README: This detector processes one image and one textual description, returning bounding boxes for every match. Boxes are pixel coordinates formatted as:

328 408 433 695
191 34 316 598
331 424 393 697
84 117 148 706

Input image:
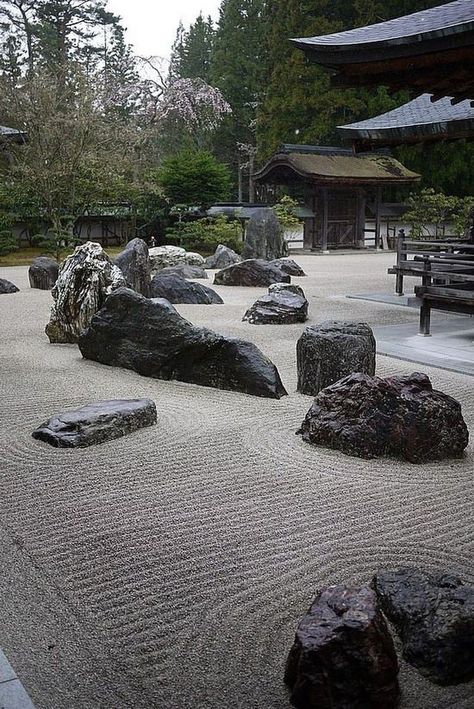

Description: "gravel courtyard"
0 252 473 709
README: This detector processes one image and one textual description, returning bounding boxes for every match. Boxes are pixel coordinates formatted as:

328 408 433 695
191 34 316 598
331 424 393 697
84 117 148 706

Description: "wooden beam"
322 188 328 252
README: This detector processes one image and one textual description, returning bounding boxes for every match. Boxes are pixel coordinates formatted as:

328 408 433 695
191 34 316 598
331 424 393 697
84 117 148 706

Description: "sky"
107 0 222 61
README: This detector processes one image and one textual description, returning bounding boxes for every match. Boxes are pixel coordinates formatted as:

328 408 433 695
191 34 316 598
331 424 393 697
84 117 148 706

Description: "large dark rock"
205 244 242 269
271 258 306 276
298 372 469 462
115 238 151 296
79 288 287 399
150 272 223 304
161 264 208 279
28 256 59 290
269 282 306 298
0 278 19 294
242 208 284 260
32 399 157 448
243 290 308 324
297 321 376 396
372 567 474 685
285 585 399 709
214 259 290 287
45 241 125 344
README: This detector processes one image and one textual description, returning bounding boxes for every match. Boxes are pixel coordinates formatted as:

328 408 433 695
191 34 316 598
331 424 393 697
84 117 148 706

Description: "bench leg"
395 272 404 296
419 302 431 336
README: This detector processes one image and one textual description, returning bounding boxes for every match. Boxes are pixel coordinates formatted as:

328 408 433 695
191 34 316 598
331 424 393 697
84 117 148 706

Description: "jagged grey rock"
0 278 19 294
242 208 284 260
45 241 125 344
372 567 474 685
269 282 306 298
28 256 59 290
205 244 242 269
149 245 204 271
161 264 208 279
32 399 157 448
285 585 399 709
271 258 306 276
150 272 223 304
214 259 290 287
79 288 287 399
243 290 308 324
114 238 151 296
298 372 469 462
297 321 376 396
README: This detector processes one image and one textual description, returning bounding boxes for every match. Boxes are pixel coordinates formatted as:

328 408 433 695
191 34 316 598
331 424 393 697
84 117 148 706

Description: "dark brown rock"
372 567 474 685
297 321 375 396
243 290 308 324
28 256 59 290
298 372 468 462
285 585 399 709
115 238 151 296
214 259 290 287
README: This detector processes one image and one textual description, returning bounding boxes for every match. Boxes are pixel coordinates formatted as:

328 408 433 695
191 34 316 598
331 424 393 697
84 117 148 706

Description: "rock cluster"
205 244 242 269
45 241 125 344
242 208 285 260
32 399 157 448
28 256 59 290
0 278 19 294
115 238 151 296
150 272 223 304
285 584 399 709
372 567 474 685
243 290 308 324
79 287 287 399
214 259 290 287
298 372 469 462
149 245 204 271
297 321 376 396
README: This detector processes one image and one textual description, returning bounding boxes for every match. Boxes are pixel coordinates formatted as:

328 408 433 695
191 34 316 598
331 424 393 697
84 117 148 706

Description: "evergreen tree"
179 14 214 82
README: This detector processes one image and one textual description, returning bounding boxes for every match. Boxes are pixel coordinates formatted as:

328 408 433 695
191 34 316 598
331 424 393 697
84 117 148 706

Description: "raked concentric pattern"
0 256 473 708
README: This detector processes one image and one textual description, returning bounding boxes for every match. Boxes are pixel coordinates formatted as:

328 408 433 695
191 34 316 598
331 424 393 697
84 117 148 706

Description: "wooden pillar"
322 187 329 252
356 189 366 247
375 186 382 250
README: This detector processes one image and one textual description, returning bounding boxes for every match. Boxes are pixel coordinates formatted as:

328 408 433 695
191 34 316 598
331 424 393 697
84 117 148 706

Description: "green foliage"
33 227 78 263
158 150 231 208
272 195 300 228
405 188 474 238
0 228 17 255
166 215 242 253
169 14 215 82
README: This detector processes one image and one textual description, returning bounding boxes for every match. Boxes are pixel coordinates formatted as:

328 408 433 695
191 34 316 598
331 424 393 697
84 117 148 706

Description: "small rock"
32 399 157 448
285 584 399 709
242 208 284 260
149 245 204 271
271 258 306 276
205 244 242 269
297 372 469 462
115 238 151 296
372 567 474 685
28 256 59 290
243 291 308 324
150 272 223 304
269 282 306 298
297 321 375 396
0 278 19 294
214 259 290 287
161 264 208 279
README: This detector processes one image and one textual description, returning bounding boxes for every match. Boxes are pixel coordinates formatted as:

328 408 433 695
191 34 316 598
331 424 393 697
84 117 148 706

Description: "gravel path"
0 253 473 709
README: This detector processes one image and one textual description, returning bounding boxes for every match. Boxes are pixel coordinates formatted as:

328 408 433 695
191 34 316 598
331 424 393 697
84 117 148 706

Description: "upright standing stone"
285 585 399 709
242 208 284 260
28 256 59 290
115 238 150 296
45 241 125 344
297 321 376 396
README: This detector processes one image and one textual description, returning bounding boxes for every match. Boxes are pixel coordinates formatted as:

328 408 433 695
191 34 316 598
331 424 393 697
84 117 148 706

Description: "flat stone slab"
32 399 157 448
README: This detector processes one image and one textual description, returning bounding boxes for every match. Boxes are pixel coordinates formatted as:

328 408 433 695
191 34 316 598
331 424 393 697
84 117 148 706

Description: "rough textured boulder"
32 399 157 448
79 288 287 399
0 278 19 294
372 568 474 685
242 208 284 260
28 256 58 290
298 372 469 462
205 244 242 269
149 245 204 271
285 585 399 709
214 259 290 287
243 290 308 324
271 258 306 276
297 321 376 396
150 272 223 304
161 264 208 279
269 282 306 298
115 238 150 296
45 241 125 344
